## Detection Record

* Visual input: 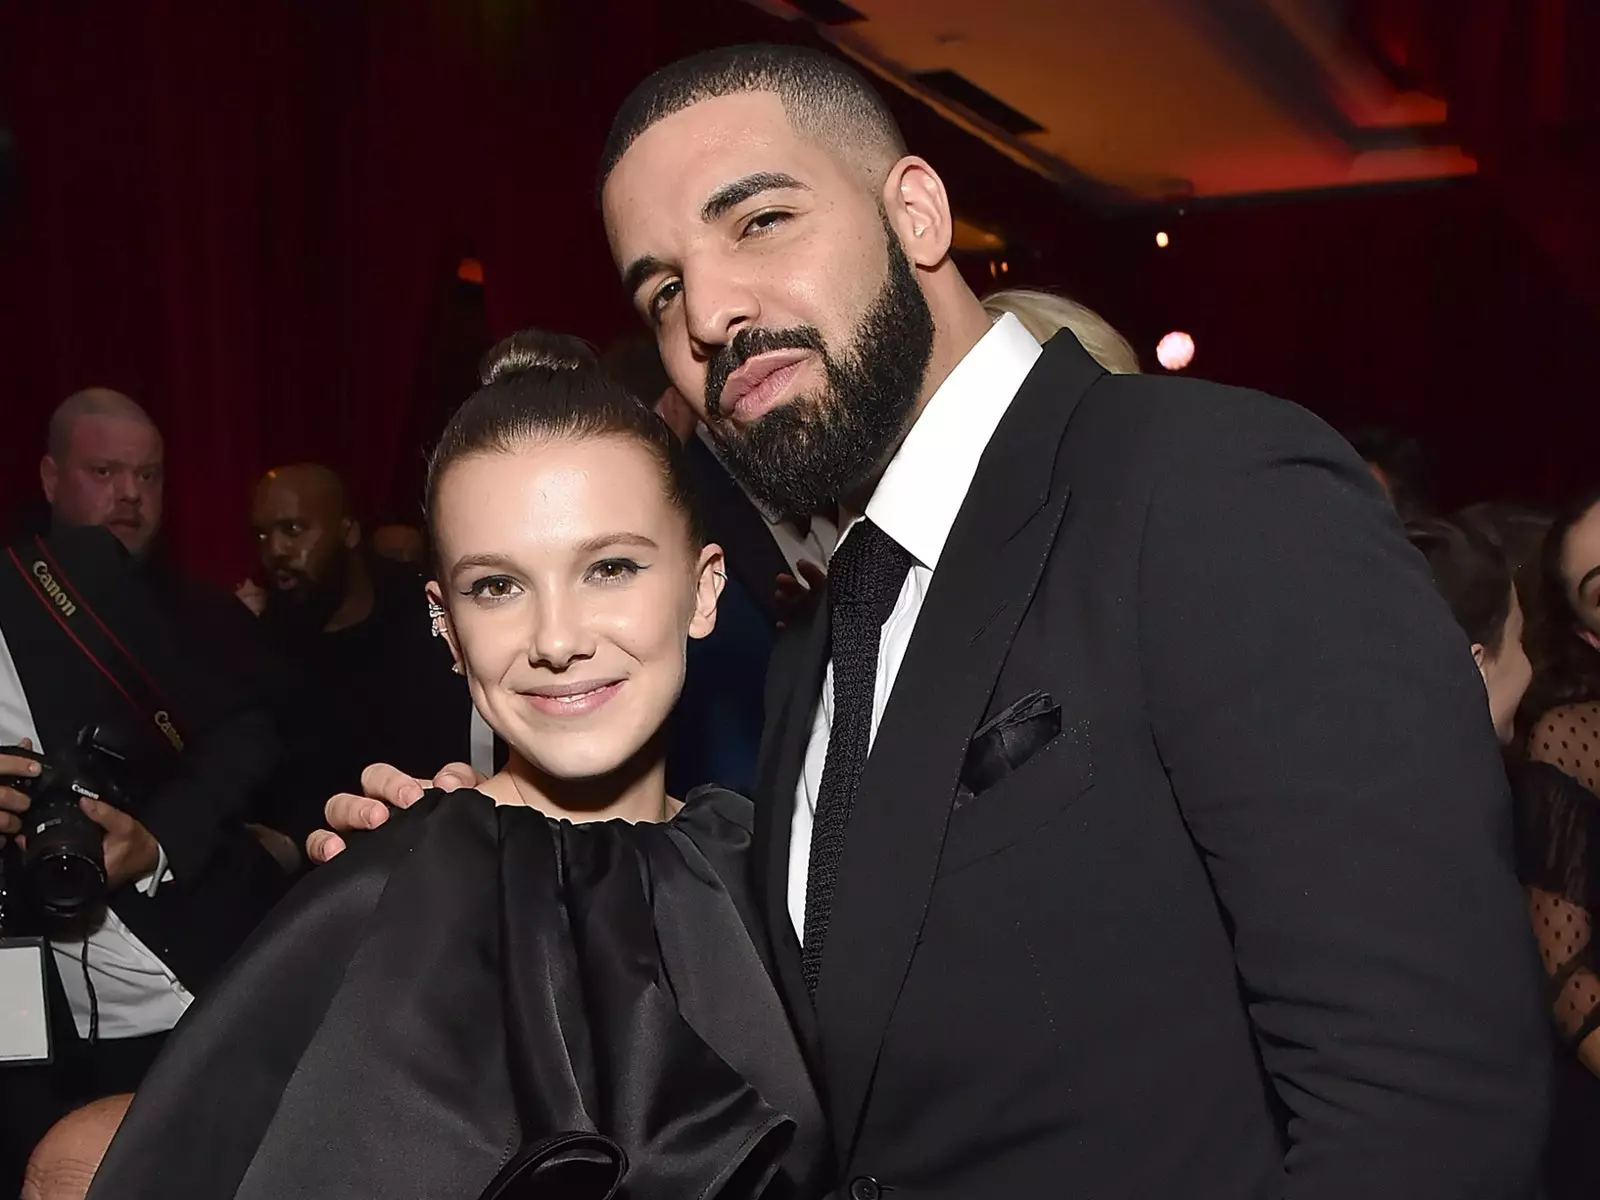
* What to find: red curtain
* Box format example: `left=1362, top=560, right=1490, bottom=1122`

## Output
left=1, top=0, right=1595, bottom=585
left=0, top=0, right=788, bottom=583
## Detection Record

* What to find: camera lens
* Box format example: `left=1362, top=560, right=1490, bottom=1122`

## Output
left=24, top=805, right=108, bottom=919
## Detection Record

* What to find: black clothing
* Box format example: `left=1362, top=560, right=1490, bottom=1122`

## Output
left=257, top=559, right=472, bottom=844
left=91, top=787, right=825, bottom=1200
left=754, top=331, right=1549, bottom=1198
left=1514, top=759, right=1600, bottom=1199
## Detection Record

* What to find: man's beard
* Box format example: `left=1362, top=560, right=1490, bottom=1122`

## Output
left=262, top=567, right=346, bottom=637
left=702, top=214, right=936, bottom=520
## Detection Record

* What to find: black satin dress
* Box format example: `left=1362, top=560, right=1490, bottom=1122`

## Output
left=87, top=787, right=827, bottom=1200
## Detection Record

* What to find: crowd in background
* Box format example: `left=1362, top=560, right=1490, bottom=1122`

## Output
left=2, top=284, right=1598, bottom=1198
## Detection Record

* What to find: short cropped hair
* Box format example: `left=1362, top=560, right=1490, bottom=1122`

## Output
left=599, top=43, right=907, bottom=195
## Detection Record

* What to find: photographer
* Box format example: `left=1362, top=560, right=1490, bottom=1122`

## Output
left=0, top=525, right=285, bottom=1195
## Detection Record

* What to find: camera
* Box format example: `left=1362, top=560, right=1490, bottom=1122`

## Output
left=2, top=725, right=143, bottom=920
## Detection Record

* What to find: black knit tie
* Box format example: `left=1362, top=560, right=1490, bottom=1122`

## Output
left=801, top=518, right=913, bottom=998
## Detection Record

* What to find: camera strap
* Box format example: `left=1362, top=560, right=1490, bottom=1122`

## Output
left=5, top=537, right=186, bottom=754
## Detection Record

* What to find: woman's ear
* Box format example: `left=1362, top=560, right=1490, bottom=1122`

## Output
left=1580, top=625, right=1600, bottom=654
left=688, top=544, right=726, bottom=641
left=424, top=580, right=465, bottom=675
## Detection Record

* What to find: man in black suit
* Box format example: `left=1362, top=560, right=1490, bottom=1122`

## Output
left=322, top=43, right=1548, bottom=1198
left=0, top=525, right=284, bottom=1194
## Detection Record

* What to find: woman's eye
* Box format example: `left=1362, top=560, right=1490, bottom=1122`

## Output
left=464, top=576, right=518, bottom=600
left=649, top=280, right=682, bottom=322
left=742, top=209, right=789, bottom=237
left=587, top=558, right=642, bottom=584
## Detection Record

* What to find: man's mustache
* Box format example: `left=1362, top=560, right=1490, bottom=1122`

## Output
left=704, top=325, right=825, bottom=422
left=266, top=564, right=309, bottom=587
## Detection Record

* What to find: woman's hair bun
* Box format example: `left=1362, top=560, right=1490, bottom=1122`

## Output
left=478, top=329, right=598, bottom=386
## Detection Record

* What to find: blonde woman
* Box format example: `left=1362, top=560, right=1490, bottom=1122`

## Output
left=982, top=288, right=1140, bottom=374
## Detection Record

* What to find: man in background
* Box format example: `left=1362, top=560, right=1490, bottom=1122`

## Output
left=1345, top=425, right=1435, bottom=522
left=602, top=335, right=832, bottom=794
left=0, top=525, right=284, bottom=1194
left=40, top=389, right=164, bottom=560
left=247, top=463, right=484, bottom=841
left=40, top=388, right=276, bottom=700
left=370, top=522, right=427, bottom=567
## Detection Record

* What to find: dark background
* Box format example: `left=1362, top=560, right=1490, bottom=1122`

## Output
left=1, top=0, right=1594, bottom=585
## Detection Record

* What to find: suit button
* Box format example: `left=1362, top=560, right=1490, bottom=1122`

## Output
left=848, top=1178, right=882, bottom=1200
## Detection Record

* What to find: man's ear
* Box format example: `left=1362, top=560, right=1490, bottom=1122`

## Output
left=881, top=156, right=954, bottom=269
left=40, top=455, right=59, bottom=504
left=688, top=543, right=726, bottom=641
left=344, top=518, right=363, bottom=551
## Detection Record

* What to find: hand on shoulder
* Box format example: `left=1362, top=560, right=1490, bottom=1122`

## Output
left=305, top=760, right=485, bottom=864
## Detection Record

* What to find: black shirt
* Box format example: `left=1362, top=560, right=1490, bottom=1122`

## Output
left=259, top=560, right=472, bottom=843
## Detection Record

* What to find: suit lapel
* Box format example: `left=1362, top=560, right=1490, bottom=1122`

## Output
left=812, top=334, right=1101, bottom=1159
left=751, top=599, right=831, bottom=1060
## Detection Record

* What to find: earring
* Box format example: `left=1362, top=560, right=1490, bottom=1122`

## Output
left=428, top=599, right=446, bottom=638
left=712, top=569, right=727, bottom=582
left=451, top=662, right=464, bottom=676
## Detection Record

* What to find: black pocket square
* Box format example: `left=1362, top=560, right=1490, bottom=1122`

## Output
left=956, top=689, right=1062, bottom=803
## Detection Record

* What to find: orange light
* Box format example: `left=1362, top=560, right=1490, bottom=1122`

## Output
left=1156, top=331, right=1195, bottom=371
left=1155, top=231, right=1170, bottom=248
left=457, top=257, right=484, bottom=285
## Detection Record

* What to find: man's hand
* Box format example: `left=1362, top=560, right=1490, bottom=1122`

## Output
left=774, top=559, right=827, bottom=630
left=305, top=761, right=483, bottom=865
left=79, top=797, right=160, bottom=890
left=235, top=579, right=266, bottom=617
left=0, top=740, right=42, bottom=850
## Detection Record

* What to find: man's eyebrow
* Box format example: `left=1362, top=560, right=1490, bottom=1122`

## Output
left=699, top=172, right=809, bottom=223
left=618, top=173, right=810, bottom=301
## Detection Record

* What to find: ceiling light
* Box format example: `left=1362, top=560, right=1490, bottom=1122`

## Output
left=1156, top=331, right=1194, bottom=371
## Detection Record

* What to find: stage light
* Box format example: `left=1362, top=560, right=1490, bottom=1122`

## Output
left=1156, top=331, right=1194, bottom=371
left=1000, top=260, right=1009, bottom=274
left=1155, top=231, right=1170, bottom=248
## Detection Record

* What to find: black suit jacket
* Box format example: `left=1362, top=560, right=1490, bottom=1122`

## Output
left=0, top=527, right=284, bottom=994
left=753, top=333, right=1549, bottom=1198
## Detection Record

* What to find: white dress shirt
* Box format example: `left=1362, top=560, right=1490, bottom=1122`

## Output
left=696, top=424, right=839, bottom=573
left=0, top=621, right=192, bottom=1039
left=787, top=313, right=1043, bottom=938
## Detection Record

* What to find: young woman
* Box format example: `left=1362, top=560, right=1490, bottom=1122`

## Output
left=87, top=332, right=825, bottom=1199
left=1410, top=512, right=1600, bottom=1198
left=1527, top=490, right=1600, bottom=793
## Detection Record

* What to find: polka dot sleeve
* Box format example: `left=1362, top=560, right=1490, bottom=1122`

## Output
left=1529, top=700, right=1600, bottom=795
left=1513, top=757, right=1600, bottom=1049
